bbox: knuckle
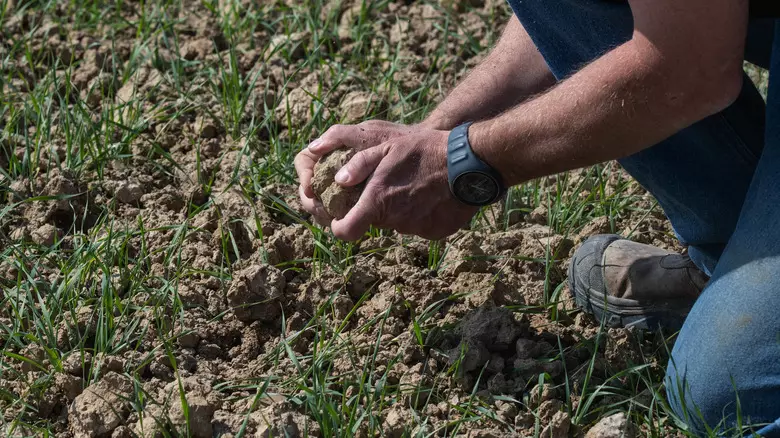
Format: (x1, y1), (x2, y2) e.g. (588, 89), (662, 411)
(324, 124), (342, 138)
(334, 124), (352, 135)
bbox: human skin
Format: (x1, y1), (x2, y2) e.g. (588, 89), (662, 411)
(295, 16), (554, 230)
(295, 0), (748, 241)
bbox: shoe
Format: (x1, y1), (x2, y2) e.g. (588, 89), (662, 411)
(568, 234), (709, 330)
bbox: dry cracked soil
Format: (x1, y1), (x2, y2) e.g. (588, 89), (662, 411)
(0, 0), (692, 436)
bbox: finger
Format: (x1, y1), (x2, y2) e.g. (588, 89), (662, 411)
(309, 123), (387, 154)
(299, 185), (332, 225)
(311, 204), (332, 226)
(294, 150), (318, 197)
(335, 145), (388, 187)
(330, 189), (379, 241)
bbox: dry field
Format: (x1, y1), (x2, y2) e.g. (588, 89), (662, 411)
(1, 0), (767, 436)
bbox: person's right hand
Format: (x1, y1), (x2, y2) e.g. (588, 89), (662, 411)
(294, 120), (420, 225)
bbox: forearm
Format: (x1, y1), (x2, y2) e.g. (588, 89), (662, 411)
(470, 31), (745, 186)
(421, 16), (555, 130)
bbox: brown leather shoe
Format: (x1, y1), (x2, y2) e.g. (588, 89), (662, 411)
(568, 235), (709, 330)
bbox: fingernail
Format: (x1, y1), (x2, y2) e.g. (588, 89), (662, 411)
(335, 169), (349, 184)
(308, 138), (322, 151)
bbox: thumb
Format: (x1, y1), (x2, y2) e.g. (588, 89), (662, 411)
(330, 188), (380, 241)
(335, 146), (387, 187)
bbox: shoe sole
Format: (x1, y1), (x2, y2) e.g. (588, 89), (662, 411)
(568, 255), (690, 331)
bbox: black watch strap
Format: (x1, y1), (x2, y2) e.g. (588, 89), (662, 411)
(447, 122), (506, 205)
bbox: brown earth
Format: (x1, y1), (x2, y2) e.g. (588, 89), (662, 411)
(312, 148), (363, 219)
(0, 0), (686, 436)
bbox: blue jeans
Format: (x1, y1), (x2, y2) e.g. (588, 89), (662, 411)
(506, 1), (780, 436)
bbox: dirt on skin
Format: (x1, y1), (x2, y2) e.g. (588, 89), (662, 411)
(0, 0), (686, 437)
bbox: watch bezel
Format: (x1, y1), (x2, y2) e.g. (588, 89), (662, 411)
(451, 170), (502, 206)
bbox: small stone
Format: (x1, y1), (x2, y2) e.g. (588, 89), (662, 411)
(585, 413), (636, 438)
(116, 182), (144, 204)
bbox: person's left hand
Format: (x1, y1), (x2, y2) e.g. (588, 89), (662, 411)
(329, 127), (479, 241)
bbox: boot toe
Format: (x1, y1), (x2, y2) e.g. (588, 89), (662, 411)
(568, 234), (623, 326)
(568, 234), (692, 330)
(568, 234), (622, 298)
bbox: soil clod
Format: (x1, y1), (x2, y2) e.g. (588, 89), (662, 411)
(311, 149), (363, 219)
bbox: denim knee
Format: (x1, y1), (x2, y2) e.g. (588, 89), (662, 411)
(665, 351), (730, 437)
(665, 294), (780, 437)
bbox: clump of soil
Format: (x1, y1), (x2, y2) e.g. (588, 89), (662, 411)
(445, 307), (521, 375)
(227, 264), (286, 322)
(311, 149), (363, 219)
(68, 372), (134, 438)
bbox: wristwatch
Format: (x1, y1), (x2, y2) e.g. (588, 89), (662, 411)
(446, 122), (505, 206)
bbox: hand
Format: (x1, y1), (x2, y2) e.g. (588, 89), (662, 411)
(330, 127), (479, 240)
(294, 120), (419, 224)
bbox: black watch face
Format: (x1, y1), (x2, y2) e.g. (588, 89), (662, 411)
(453, 172), (499, 206)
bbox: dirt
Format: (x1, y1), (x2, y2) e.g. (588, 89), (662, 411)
(311, 148), (364, 219)
(585, 413), (637, 438)
(0, 0), (686, 436)
(69, 372), (134, 438)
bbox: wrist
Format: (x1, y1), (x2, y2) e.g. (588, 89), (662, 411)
(445, 122), (506, 206)
(468, 120), (518, 187)
(420, 113), (457, 131)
